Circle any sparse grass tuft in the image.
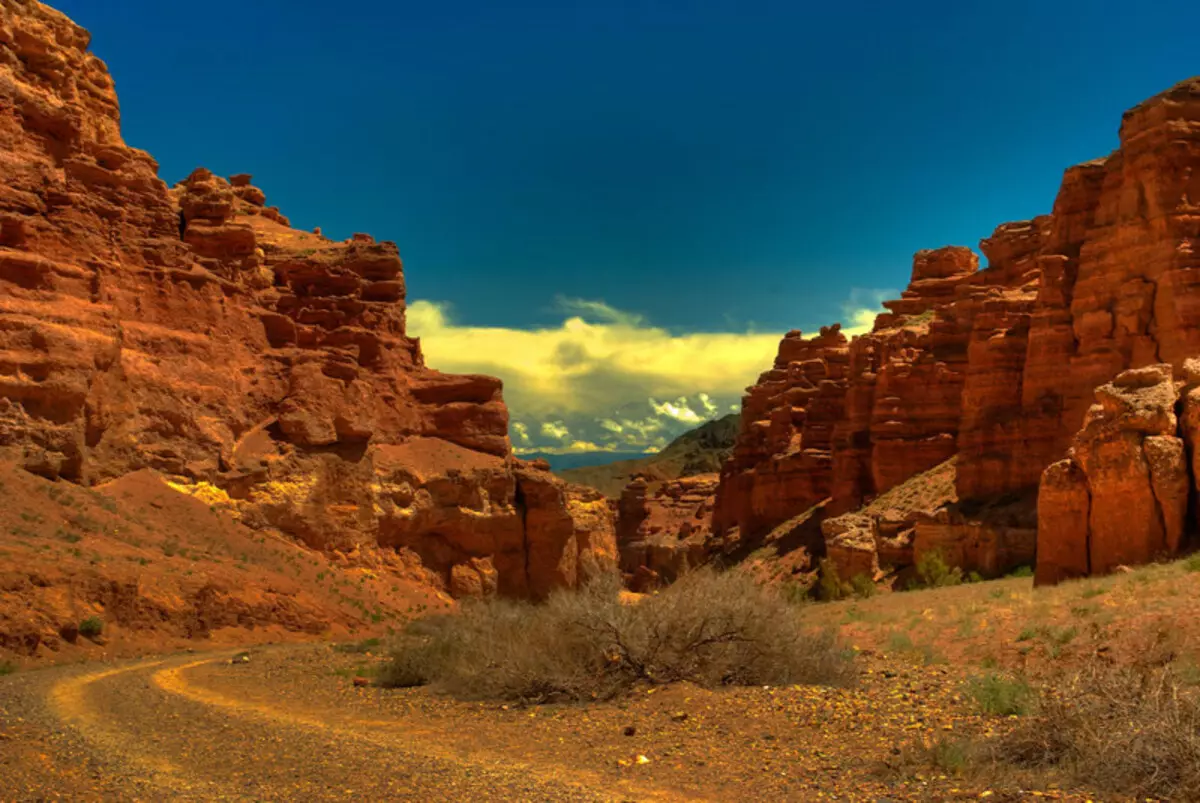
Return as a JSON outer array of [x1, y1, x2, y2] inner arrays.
[[965, 672, 1034, 716], [849, 573, 876, 599], [333, 638, 382, 654], [887, 631, 914, 653], [0, 660, 15, 676], [79, 616, 103, 639], [380, 569, 856, 702], [928, 736, 972, 775], [817, 558, 849, 601]]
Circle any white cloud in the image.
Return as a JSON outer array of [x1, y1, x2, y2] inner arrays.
[[540, 421, 570, 441], [409, 299, 775, 453], [650, 396, 704, 425], [553, 296, 645, 326], [698, 392, 718, 415]]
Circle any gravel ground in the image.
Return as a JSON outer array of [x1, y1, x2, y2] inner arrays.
[[0, 649, 627, 802], [0, 643, 1101, 802]]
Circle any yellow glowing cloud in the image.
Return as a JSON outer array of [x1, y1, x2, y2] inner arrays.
[[408, 298, 781, 418], [407, 293, 890, 453]]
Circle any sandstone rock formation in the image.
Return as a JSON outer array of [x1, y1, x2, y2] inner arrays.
[[666, 77, 1200, 586], [0, 0, 613, 599], [820, 457, 1036, 585], [616, 474, 718, 591], [1035, 365, 1189, 585], [712, 325, 849, 542]]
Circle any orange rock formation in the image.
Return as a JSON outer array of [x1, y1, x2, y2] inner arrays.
[[0, 0, 614, 599], [617, 474, 718, 590], [621, 76, 1200, 587], [1036, 365, 1190, 585]]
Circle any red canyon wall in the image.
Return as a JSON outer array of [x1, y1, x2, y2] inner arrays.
[[0, 0, 614, 599], [634, 77, 1200, 585]]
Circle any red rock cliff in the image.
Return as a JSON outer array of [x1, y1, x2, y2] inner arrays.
[[712, 324, 849, 541], [0, 0, 614, 598], [706, 76, 1200, 582]]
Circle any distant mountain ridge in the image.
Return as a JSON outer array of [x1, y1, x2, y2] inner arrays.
[[521, 451, 651, 472], [558, 414, 741, 497]]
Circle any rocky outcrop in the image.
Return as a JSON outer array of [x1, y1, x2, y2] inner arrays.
[[688, 76, 1200, 586], [617, 474, 718, 591], [712, 325, 849, 542], [834, 246, 978, 510], [1035, 365, 1189, 585], [713, 247, 979, 552], [0, 0, 613, 599]]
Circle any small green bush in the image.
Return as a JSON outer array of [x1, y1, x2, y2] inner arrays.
[[1008, 565, 1035, 578], [0, 660, 15, 676], [779, 580, 810, 605], [965, 672, 1034, 716], [1185, 554, 1200, 573], [817, 558, 849, 601], [928, 737, 972, 775], [849, 573, 876, 599], [911, 549, 963, 589], [79, 616, 104, 639]]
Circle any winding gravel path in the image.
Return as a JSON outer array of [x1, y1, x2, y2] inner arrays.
[[0, 649, 672, 802]]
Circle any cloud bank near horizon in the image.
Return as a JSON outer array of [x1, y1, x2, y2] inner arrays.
[[407, 293, 892, 454]]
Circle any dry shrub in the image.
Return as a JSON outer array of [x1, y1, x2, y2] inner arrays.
[[988, 659, 1200, 799], [889, 628, 1200, 799], [380, 569, 855, 702]]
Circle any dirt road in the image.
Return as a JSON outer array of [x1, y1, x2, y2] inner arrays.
[[1, 641, 1102, 802], [0, 648, 670, 802]]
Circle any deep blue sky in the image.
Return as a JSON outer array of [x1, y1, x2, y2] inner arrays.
[[57, 0, 1198, 334]]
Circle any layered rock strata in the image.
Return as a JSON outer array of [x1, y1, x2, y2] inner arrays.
[[616, 474, 718, 591], [0, 0, 614, 599], [711, 325, 849, 542], [679, 77, 1200, 584]]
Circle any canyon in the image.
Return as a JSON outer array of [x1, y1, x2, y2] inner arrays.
[[3, 0, 1200, 665], [4, 5, 1200, 801]]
